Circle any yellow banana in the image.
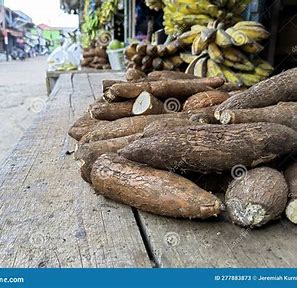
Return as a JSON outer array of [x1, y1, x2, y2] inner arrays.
[[208, 43, 224, 64], [177, 30, 199, 45], [215, 29, 233, 48], [180, 53, 198, 64], [194, 56, 208, 77], [241, 42, 264, 54], [223, 47, 246, 62], [192, 33, 207, 55], [238, 73, 262, 87], [235, 26, 270, 41], [255, 67, 271, 78], [221, 66, 243, 86], [226, 28, 252, 46], [207, 59, 224, 78]]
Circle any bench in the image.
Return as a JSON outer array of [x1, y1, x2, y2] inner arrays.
[[0, 72, 296, 268]]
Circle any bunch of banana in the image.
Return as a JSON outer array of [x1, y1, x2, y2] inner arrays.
[[97, 0, 119, 26], [177, 21, 272, 86], [155, 0, 252, 36], [145, 0, 164, 11], [124, 41, 187, 73]]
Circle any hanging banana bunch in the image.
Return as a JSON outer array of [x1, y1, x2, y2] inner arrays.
[[157, 0, 252, 36], [97, 0, 119, 26], [177, 21, 273, 87]]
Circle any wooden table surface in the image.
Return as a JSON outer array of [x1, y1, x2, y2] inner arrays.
[[0, 72, 297, 268]]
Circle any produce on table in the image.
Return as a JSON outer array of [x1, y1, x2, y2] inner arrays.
[[91, 153, 224, 219], [89, 100, 134, 121], [182, 90, 229, 111], [219, 102, 297, 130], [137, 0, 273, 87], [68, 112, 109, 141], [179, 21, 272, 86], [78, 113, 189, 144], [76, 134, 142, 183], [225, 167, 288, 228], [68, 67, 297, 228], [120, 123, 297, 173], [284, 162, 297, 224], [161, 0, 249, 36], [81, 0, 119, 69]]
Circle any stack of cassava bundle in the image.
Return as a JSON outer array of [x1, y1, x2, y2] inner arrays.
[[69, 67, 297, 228]]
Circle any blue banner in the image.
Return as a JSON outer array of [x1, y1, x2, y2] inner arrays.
[[0, 268, 297, 288]]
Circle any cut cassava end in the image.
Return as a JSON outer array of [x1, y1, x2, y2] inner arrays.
[[220, 102, 297, 130], [183, 91, 229, 112], [68, 113, 109, 141], [89, 100, 134, 121], [132, 91, 165, 115], [215, 67, 297, 118], [91, 153, 224, 219], [77, 133, 142, 183], [189, 105, 219, 124], [79, 112, 189, 144], [119, 123, 297, 173], [284, 161, 297, 224], [225, 167, 288, 228]]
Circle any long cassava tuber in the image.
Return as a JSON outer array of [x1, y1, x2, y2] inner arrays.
[[284, 162, 297, 224], [220, 102, 297, 130], [215, 67, 297, 119], [225, 167, 288, 228], [91, 153, 224, 219], [79, 113, 189, 144], [76, 134, 142, 183], [89, 100, 134, 121], [183, 91, 229, 111], [68, 113, 109, 141], [120, 123, 297, 173], [108, 77, 224, 101]]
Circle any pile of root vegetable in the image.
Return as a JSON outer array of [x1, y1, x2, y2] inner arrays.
[[69, 67, 297, 228], [81, 46, 111, 70]]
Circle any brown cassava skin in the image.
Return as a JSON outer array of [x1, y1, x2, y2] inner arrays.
[[91, 153, 224, 219], [220, 102, 297, 130], [79, 113, 189, 144], [77, 134, 142, 183], [68, 113, 109, 141], [143, 118, 199, 138], [102, 80, 125, 93], [126, 68, 147, 82], [183, 91, 229, 111], [120, 123, 297, 173], [189, 105, 219, 124], [108, 78, 224, 100], [225, 167, 288, 228], [89, 100, 134, 121], [284, 162, 297, 224], [148, 71, 198, 80], [215, 67, 297, 118]]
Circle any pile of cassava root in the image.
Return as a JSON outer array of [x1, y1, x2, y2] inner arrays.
[[68, 67, 297, 228]]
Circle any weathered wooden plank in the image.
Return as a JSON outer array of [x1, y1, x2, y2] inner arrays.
[[137, 210, 297, 268], [0, 73, 150, 268]]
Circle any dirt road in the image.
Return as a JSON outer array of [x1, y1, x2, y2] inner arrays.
[[0, 56, 48, 163]]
